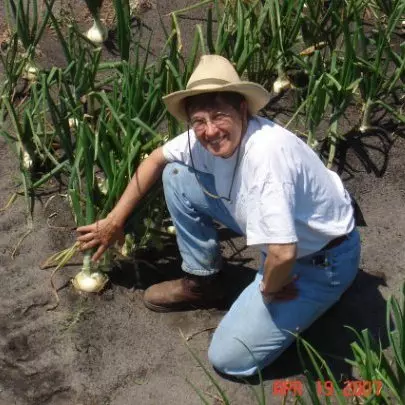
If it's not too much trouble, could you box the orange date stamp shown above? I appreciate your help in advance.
[272,379,383,397]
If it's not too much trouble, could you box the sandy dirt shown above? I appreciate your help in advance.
[1,1,405,404]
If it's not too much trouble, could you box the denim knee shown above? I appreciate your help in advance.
[208,337,261,377]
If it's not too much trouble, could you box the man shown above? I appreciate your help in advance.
[77,55,361,377]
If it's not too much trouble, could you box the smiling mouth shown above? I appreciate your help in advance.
[208,134,227,145]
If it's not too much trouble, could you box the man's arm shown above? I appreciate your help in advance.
[77,146,168,261]
[108,146,167,228]
[260,243,297,299]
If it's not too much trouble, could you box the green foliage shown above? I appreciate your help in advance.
[5,0,56,53]
[295,283,405,404]
[112,0,131,61]
[1,0,405,265]
[0,0,404,396]
[182,284,405,404]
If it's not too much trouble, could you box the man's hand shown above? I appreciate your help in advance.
[76,215,125,262]
[260,243,298,303]
[260,275,299,304]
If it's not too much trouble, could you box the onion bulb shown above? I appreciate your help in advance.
[22,61,39,81]
[166,225,176,234]
[72,270,108,293]
[21,147,34,171]
[86,19,108,44]
[68,118,79,129]
[96,173,108,195]
[72,254,108,293]
[273,76,292,94]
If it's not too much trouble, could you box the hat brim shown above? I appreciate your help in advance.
[162,82,270,122]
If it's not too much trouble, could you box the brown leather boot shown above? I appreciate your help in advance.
[143,273,225,312]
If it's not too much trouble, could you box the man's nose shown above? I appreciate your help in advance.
[205,120,219,136]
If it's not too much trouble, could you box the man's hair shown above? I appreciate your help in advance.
[184,92,246,118]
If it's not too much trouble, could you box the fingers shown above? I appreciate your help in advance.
[273,290,299,301]
[77,223,97,233]
[261,279,299,303]
[92,245,107,262]
[79,239,102,252]
[77,232,96,242]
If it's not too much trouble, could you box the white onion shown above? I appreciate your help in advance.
[166,225,176,234]
[86,19,108,44]
[273,77,292,94]
[96,173,108,195]
[22,149,33,171]
[68,118,79,129]
[72,270,108,293]
[23,62,39,81]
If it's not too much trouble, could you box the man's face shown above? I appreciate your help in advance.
[188,98,247,158]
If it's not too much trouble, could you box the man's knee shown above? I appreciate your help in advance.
[208,337,262,377]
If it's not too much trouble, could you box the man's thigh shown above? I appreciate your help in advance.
[208,269,330,377]
[208,240,360,378]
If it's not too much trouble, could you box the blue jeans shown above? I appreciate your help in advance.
[163,162,361,377]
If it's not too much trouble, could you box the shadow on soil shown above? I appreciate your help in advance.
[108,228,257,308]
[108,229,389,386]
[213,268,388,386]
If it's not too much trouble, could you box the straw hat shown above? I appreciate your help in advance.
[162,55,270,122]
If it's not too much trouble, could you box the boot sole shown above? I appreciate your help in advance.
[143,297,227,313]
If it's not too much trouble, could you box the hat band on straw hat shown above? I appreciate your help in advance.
[188,78,234,89]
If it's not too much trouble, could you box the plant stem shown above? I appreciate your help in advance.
[82,252,93,276]
[327,120,338,168]
[360,99,373,132]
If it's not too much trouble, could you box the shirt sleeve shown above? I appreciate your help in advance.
[246,141,299,246]
[162,130,210,173]
[162,130,190,163]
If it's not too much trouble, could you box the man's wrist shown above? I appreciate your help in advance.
[107,212,125,229]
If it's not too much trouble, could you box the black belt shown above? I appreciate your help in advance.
[321,235,348,251]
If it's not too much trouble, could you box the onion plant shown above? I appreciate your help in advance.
[347,283,405,403]
[205,0,262,78]
[351,0,405,132]
[300,0,346,54]
[4,0,56,81]
[367,0,404,23]
[266,0,306,93]
[83,0,108,44]
[322,21,362,168]
[295,283,405,404]
[4,0,405,295]
[112,0,131,61]
[68,121,109,292]
[181,283,405,405]
[0,35,29,99]
[293,50,330,152]
[36,33,173,291]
